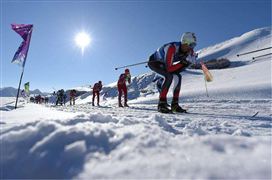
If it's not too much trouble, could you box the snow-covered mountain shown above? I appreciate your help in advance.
[1,27,271,179]
[0,87,45,97]
[198,27,271,61]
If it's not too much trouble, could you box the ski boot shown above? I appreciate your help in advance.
[124,102,129,107]
[118,103,123,107]
[158,101,172,113]
[171,103,187,113]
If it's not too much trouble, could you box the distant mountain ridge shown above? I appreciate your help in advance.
[0,87,45,97]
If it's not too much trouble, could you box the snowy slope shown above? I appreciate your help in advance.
[1,27,271,179]
[198,27,271,61]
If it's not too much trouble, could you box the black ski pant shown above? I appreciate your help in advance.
[148,55,182,104]
[92,91,100,105]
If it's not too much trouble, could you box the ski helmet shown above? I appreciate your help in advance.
[98,81,102,84]
[181,32,197,48]
[125,69,130,73]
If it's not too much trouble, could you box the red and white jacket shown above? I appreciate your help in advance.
[153,42,196,72]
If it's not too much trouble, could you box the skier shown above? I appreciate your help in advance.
[21,90,27,104]
[56,89,64,106]
[92,81,102,106]
[148,32,198,113]
[21,90,26,98]
[50,91,57,105]
[69,89,77,106]
[63,92,67,105]
[117,68,131,107]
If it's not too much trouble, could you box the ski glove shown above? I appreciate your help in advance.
[180,59,191,67]
[174,53,188,62]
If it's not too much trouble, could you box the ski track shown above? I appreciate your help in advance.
[52,99,272,136]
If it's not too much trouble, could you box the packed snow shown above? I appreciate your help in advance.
[1,27,271,179]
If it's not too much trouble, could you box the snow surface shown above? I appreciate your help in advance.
[1,27,271,179]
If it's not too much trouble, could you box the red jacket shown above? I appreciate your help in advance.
[70,90,76,97]
[93,83,102,92]
[118,73,131,86]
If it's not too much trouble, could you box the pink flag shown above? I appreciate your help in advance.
[200,62,213,82]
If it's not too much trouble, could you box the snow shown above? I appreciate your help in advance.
[1,27,272,179]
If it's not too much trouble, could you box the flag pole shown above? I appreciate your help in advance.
[15,68,24,109]
[13,25,33,109]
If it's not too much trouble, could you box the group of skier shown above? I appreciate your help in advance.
[91,68,131,107]
[52,32,198,113]
[91,32,197,113]
[54,89,77,106]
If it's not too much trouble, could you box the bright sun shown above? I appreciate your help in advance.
[75,32,91,55]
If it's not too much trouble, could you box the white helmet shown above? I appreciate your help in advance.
[181,32,197,48]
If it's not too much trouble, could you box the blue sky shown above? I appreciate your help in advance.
[1,0,271,92]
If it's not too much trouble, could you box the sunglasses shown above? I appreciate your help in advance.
[189,42,196,49]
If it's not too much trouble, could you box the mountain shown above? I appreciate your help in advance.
[0,87,45,97]
[0,87,18,97]
[198,27,271,61]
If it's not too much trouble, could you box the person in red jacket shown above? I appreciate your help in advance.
[117,68,131,107]
[69,89,77,106]
[148,32,198,113]
[92,81,102,106]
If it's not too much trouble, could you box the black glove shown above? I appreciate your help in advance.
[174,53,187,62]
[180,59,191,67]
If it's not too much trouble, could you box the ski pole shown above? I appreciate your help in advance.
[252,52,272,60]
[204,78,209,97]
[237,47,272,57]
[115,61,148,70]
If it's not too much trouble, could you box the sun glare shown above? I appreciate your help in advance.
[75,32,91,55]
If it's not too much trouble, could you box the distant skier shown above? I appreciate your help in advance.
[63,92,67,105]
[51,91,57,105]
[92,81,102,106]
[69,89,77,106]
[56,89,64,106]
[21,90,28,104]
[44,96,49,104]
[148,32,198,113]
[21,90,26,98]
[117,68,131,107]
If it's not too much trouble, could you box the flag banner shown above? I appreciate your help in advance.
[200,62,213,82]
[11,24,33,67]
[24,82,30,94]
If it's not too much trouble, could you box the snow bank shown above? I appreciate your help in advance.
[77,135,271,179]
[1,101,271,179]
[0,112,135,179]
